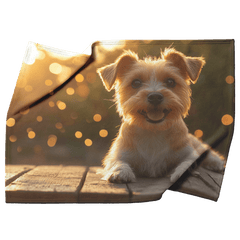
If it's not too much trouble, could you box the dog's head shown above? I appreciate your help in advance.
[97,48,205,131]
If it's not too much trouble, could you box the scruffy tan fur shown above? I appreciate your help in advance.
[97,48,225,183]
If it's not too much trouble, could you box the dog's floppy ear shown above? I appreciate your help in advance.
[97,51,138,91]
[163,48,205,84]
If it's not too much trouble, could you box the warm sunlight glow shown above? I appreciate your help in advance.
[75,131,83,139]
[99,129,108,138]
[100,40,125,51]
[6,118,15,127]
[49,63,62,74]
[24,42,39,65]
[221,114,233,125]
[82,43,92,55]
[93,114,102,122]
[40,45,77,59]
[36,51,46,60]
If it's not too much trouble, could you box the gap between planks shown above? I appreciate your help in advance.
[5,165,36,186]
[5,165,167,203]
[6,165,224,203]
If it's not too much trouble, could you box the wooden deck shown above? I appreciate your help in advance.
[5,165,223,203]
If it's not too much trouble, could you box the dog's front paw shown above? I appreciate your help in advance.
[109,170,136,183]
[103,164,136,183]
[201,152,226,173]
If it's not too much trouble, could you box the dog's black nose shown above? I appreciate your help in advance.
[147,93,164,105]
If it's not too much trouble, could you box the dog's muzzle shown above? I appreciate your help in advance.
[138,108,172,124]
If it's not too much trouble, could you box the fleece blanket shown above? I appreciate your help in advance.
[6,40,234,202]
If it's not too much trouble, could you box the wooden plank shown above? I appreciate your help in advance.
[5,164,223,203]
[78,167,130,203]
[128,177,171,202]
[6,165,87,203]
[171,167,223,201]
[5,165,35,186]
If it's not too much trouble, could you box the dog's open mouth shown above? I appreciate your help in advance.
[138,109,172,124]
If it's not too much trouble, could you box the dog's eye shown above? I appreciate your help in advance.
[131,79,142,89]
[166,78,176,88]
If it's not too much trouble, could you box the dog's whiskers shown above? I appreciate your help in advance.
[103,98,115,102]
[109,102,117,109]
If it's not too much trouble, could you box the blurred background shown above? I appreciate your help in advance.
[5,40,234,166]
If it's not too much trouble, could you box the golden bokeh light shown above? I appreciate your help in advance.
[99,129,108,138]
[194,129,203,138]
[76,84,90,98]
[45,79,53,86]
[75,73,84,82]
[6,118,15,127]
[86,72,96,83]
[60,128,66,133]
[37,116,43,122]
[225,75,234,84]
[25,85,33,92]
[26,128,33,133]
[221,114,233,126]
[47,135,57,147]
[17,146,22,153]
[66,87,75,95]
[71,112,78,119]
[93,114,102,122]
[57,66,72,84]
[28,131,36,139]
[49,63,62,74]
[75,131,83,139]
[85,139,92,147]
[57,101,66,110]
[9,135,17,143]
[55,122,63,129]
[20,108,30,115]
[49,101,55,107]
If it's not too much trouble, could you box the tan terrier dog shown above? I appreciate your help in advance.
[97,48,225,183]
